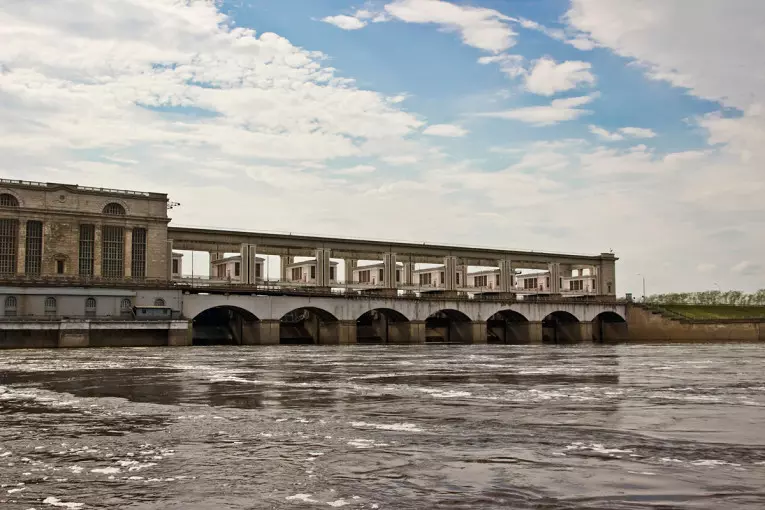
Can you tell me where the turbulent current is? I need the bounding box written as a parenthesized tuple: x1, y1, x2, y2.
(1, 345, 765, 509)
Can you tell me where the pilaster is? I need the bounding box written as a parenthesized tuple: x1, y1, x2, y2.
(344, 258, 357, 284)
(443, 256, 458, 291)
(527, 322, 543, 344)
(315, 248, 332, 287)
(408, 321, 427, 344)
(124, 228, 133, 278)
(498, 259, 513, 292)
(382, 252, 397, 289)
(257, 320, 281, 345)
(16, 218, 26, 275)
(93, 225, 103, 277)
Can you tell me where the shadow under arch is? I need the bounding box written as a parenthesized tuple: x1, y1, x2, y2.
(279, 306, 339, 345)
(192, 305, 260, 346)
(356, 308, 410, 344)
(425, 309, 472, 344)
(592, 311, 628, 343)
(542, 310, 581, 344)
(487, 309, 530, 344)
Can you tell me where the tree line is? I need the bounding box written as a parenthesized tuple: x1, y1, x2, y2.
(644, 289, 765, 306)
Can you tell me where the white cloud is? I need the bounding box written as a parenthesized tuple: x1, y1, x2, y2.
(381, 155, 420, 165)
(619, 127, 656, 139)
(589, 125, 657, 141)
(423, 124, 468, 137)
(589, 125, 624, 141)
(322, 15, 367, 30)
(524, 57, 595, 96)
(479, 95, 595, 126)
(333, 165, 377, 175)
(565, 0, 765, 110)
(731, 261, 762, 276)
(477, 53, 525, 78)
(696, 263, 716, 273)
(384, 0, 517, 53)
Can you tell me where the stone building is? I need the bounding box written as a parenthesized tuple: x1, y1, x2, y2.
(0, 179, 170, 280)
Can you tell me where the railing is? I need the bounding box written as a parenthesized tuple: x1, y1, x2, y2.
(0, 274, 623, 305)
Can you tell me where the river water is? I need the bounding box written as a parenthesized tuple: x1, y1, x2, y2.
(1, 345, 764, 509)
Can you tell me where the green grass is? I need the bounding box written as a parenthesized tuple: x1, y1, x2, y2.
(658, 305, 765, 320)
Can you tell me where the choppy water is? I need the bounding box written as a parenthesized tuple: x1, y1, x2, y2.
(1, 345, 765, 509)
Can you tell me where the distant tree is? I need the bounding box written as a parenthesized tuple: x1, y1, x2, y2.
(645, 289, 765, 306)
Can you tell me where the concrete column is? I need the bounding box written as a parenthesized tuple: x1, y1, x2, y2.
(318, 320, 357, 345)
(280, 255, 294, 282)
(386, 322, 411, 344)
(382, 253, 397, 289)
(403, 261, 414, 285)
(93, 225, 103, 277)
(315, 248, 331, 287)
(451, 321, 487, 344)
(498, 259, 513, 292)
(124, 228, 133, 278)
(408, 321, 427, 344)
(443, 256, 458, 291)
(598, 255, 616, 296)
(257, 320, 281, 345)
(16, 219, 26, 275)
(210, 252, 222, 279)
(344, 258, 357, 284)
(580, 322, 594, 343)
(528, 322, 543, 344)
(168, 322, 192, 346)
(239, 244, 257, 284)
(548, 262, 561, 293)
(166, 240, 174, 281)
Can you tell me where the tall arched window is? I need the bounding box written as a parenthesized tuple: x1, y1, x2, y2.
(0, 194, 19, 207)
(154, 298, 166, 307)
(4, 295, 17, 317)
(44, 297, 57, 316)
(120, 298, 132, 315)
(85, 297, 97, 317)
(103, 203, 126, 215)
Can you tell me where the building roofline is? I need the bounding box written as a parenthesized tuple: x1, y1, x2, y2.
(0, 178, 168, 200)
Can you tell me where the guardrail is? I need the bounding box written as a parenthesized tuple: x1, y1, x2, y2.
(0, 275, 623, 305)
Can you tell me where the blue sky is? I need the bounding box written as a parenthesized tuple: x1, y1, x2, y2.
(0, 0, 763, 294)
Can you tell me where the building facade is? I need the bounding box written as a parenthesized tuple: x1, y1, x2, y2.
(353, 262, 403, 286)
(210, 254, 265, 282)
(0, 179, 170, 280)
(285, 258, 339, 285)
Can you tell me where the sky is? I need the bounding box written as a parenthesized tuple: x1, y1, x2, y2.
(1, 0, 763, 295)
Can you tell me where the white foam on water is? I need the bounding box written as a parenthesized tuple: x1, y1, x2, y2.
(68, 466, 83, 474)
(285, 493, 318, 503)
(7, 487, 25, 494)
(564, 442, 634, 456)
(117, 460, 156, 472)
(418, 388, 471, 398)
(92, 467, 120, 475)
(691, 459, 741, 467)
(347, 438, 387, 449)
(327, 499, 349, 507)
(350, 421, 423, 432)
(43, 496, 84, 508)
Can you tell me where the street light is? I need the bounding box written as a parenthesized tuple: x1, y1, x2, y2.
(637, 273, 646, 301)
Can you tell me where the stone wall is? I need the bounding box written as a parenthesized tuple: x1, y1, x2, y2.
(627, 305, 764, 342)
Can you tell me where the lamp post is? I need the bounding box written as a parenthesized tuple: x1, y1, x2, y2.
(637, 273, 646, 301)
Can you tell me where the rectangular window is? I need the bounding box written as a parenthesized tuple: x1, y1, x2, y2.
(396, 270, 401, 283)
(56, 260, 64, 274)
(358, 270, 370, 283)
(0, 219, 18, 275)
(79, 224, 95, 276)
(310, 265, 316, 280)
(378, 269, 384, 282)
(234, 262, 241, 277)
(496, 274, 500, 286)
(570, 280, 583, 291)
(172, 259, 179, 274)
(455, 272, 460, 285)
(330, 266, 336, 281)
(24, 220, 42, 275)
(420, 273, 432, 285)
(102, 226, 124, 278)
(440, 271, 445, 285)
(523, 277, 538, 290)
(131, 228, 146, 279)
(255, 263, 261, 278)
(292, 267, 302, 281)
